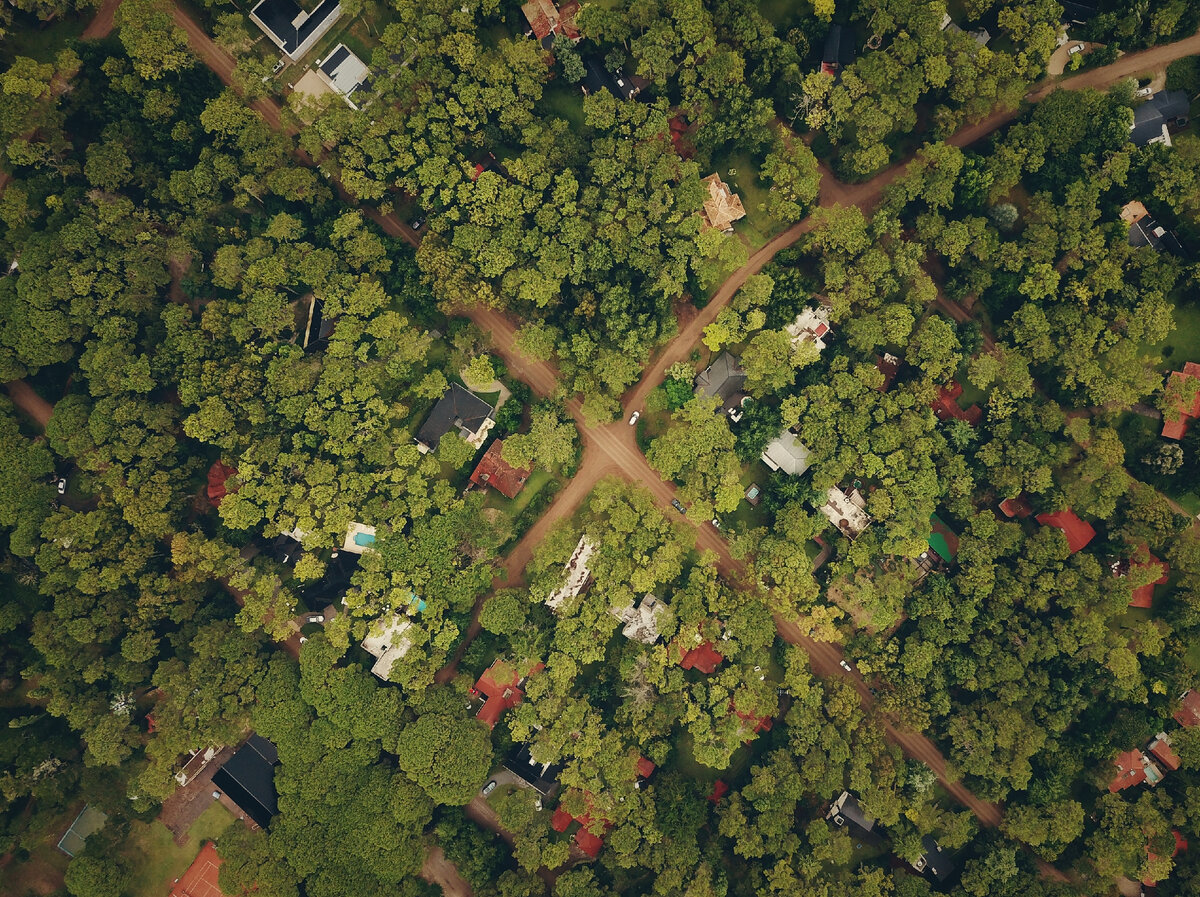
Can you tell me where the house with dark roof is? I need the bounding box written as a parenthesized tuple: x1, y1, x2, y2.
(583, 56, 639, 100)
(415, 383, 495, 453)
(820, 24, 855, 76)
(1161, 363, 1200, 440)
(503, 743, 562, 795)
(1036, 508, 1096, 554)
(694, 351, 747, 413)
(212, 734, 279, 829)
(1128, 214, 1186, 257)
(826, 791, 876, 835)
(1130, 91, 1191, 147)
(470, 440, 531, 499)
(912, 835, 957, 883)
(249, 0, 342, 61)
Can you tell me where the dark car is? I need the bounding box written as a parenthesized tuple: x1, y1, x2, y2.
(671, 499, 685, 513)
(410, 215, 426, 231)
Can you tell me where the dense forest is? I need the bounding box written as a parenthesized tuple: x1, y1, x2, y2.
(2, 1, 1200, 897)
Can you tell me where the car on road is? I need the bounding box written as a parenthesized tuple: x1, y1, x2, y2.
(1068, 43, 1084, 55)
(56, 478, 66, 495)
(671, 499, 685, 513)
(482, 780, 497, 796)
(628, 410, 640, 425)
(307, 615, 324, 624)
(839, 659, 853, 672)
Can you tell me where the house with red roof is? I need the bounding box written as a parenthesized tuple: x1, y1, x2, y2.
(549, 792, 611, 859)
(1144, 830, 1188, 886)
(1148, 733, 1181, 771)
(636, 756, 656, 781)
(731, 700, 774, 741)
(471, 659, 543, 729)
(469, 440, 531, 499)
(931, 382, 983, 426)
(998, 494, 1033, 518)
(206, 462, 238, 507)
(1108, 748, 1163, 792)
(1036, 508, 1096, 554)
(1114, 549, 1170, 609)
(1161, 362, 1200, 440)
(520, 0, 580, 47)
(1174, 689, 1200, 728)
(678, 640, 724, 674)
(707, 780, 730, 804)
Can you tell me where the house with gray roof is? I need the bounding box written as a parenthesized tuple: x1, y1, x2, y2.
(1130, 90, 1190, 147)
(415, 383, 495, 453)
(694, 352, 747, 414)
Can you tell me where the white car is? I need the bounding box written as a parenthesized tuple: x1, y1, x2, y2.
(482, 780, 497, 796)
(1068, 43, 1084, 55)
(628, 410, 640, 425)
(299, 636, 308, 644)
(307, 615, 324, 624)
(56, 478, 67, 495)
(1136, 86, 1154, 98)
(839, 659, 853, 672)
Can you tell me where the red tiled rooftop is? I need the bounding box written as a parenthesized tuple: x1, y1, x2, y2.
(1036, 508, 1096, 554)
(170, 842, 225, 897)
(999, 495, 1033, 518)
(206, 462, 238, 507)
(636, 756, 656, 779)
(469, 440, 532, 500)
(1126, 552, 1169, 609)
(1161, 363, 1200, 440)
(1149, 736, 1181, 771)
(931, 382, 983, 427)
(473, 660, 541, 729)
(1174, 689, 1200, 728)
(1144, 830, 1188, 886)
(732, 701, 774, 738)
(1109, 749, 1149, 793)
(574, 827, 604, 858)
(551, 806, 573, 833)
(679, 640, 724, 674)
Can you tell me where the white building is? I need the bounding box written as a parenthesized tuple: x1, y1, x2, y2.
(820, 486, 871, 539)
(546, 534, 596, 610)
(361, 613, 413, 680)
(610, 594, 670, 644)
(786, 306, 831, 353)
(760, 431, 812, 476)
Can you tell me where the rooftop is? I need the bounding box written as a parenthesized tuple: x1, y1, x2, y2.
(415, 383, 495, 453)
(503, 743, 562, 795)
(1148, 733, 1181, 771)
(212, 734, 279, 829)
(678, 636, 724, 674)
(820, 486, 871, 539)
(546, 534, 596, 610)
(1175, 689, 1200, 728)
(1108, 748, 1161, 793)
(249, 0, 342, 61)
(694, 351, 747, 409)
(932, 381, 983, 426)
(316, 44, 370, 106)
(470, 440, 531, 499)
(360, 614, 413, 680)
(520, 0, 580, 45)
(472, 659, 542, 729)
(760, 430, 812, 476)
(1036, 508, 1096, 554)
(998, 494, 1033, 518)
(699, 174, 746, 233)
(206, 462, 238, 507)
(1130, 90, 1191, 147)
(610, 594, 670, 644)
(785, 306, 831, 353)
(826, 791, 875, 833)
(1161, 363, 1200, 440)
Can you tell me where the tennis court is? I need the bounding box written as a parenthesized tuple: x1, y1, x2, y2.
(57, 805, 107, 857)
(169, 841, 225, 897)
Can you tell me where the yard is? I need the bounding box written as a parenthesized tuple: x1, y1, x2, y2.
(1152, 298, 1200, 370)
(707, 150, 790, 252)
(1113, 411, 1200, 516)
(539, 81, 588, 132)
(119, 802, 235, 897)
(482, 466, 557, 516)
(1, 13, 88, 65)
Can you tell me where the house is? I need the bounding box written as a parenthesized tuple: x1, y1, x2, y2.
(1174, 689, 1200, 728)
(342, 521, 377, 554)
(820, 24, 855, 75)
(212, 734, 279, 829)
(520, 0, 580, 48)
(761, 431, 812, 476)
(1161, 362, 1200, 440)
(249, 0, 342, 61)
(826, 791, 875, 834)
(678, 635, 724, 674)
(932, 382, 983, 426)
(941, 16, 990, 47)
(731, 699, 774, 740)
(876, 353, 901, 391)
(303, 44, 370, 109)
(998, 494, 1033, 519)
(927, 514, 959, 564)
(1108, 748, 1163, 793)
(416, 383, 495, 453)
(470, 440, 531, 499)
(912, 835, 956, 883)
(583, 56, 639, 100)
(546, 534, 596, 610)
(636, 756, 656, 784)
(1036, 508, 1096, 554)
(1113, 549, 1169, 609)
(708, 780, 730, 803)
(471, 659, 543, 729)
(1130, 90, 1191, 147)
(1144, 830, 1188, 887)
(1123, 201, 1186, 256)
(1060, 1, 1098, 25)
(694, 351, 747, 413)
(299, 294, 335, 350)
(1148, 733, 1181, 772)
(175, 747, 221, 786)
(360, 613, 413, 680)
(786, 306, 832, 353)
(698, 174, 746, 233)
(550, 793, 611, 859)
(206, 462, 238, 507)
(504, 743, 562, 795)
(820, 486, 871, 540)
(610, 594, 670, 644)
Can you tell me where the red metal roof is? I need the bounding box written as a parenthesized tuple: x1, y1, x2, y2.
(679, 641, 724, 674)
(1161, 363, 1200, 440)
(169, 842, 225, 897)
(1109, 749, 1149, 792)
(1144, 830, 1188, 886)
(469, 440, 531, 500)
(1036, 508, 1096, 554)
(206, 462, 238, 507)
(550, 806, 573, 832)
(931, 382, 983, 427)
(1149, 736, 1181, 771)
(636, 756, 656, 779)
(574, 827, 604, 858)
(1174, 689, 1200, 728)
(474, 660, 536, 729)
(1127, 552, 1169, 609)
(999, 495, 1033, 518)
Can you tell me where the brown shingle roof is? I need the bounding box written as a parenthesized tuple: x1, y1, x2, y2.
(699, 174, 746, 232)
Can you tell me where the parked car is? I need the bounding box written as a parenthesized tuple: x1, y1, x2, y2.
(56, 478, 66, 495)
(671, 498, 685, 513)
(482, 780, 497, 796)
(299, 636, 308, 644)
(410, 215, 426, 231)
(710, 518, 721, 529)
(307, 615, 324, 624)
(1068, 43, 1084, 55)
(839, 659, 853, 672)
(1136, 85, 1154, 98)
(628, 410, 640, 425)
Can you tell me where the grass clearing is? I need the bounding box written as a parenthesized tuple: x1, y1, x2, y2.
(1153, 299, 1200, 370)
(1, 13, 88, 65)
(120, 803, 235, 897)
(540, 81, 587, 131)
(482, 466, 557, 515)
(708, 151, 788, 251)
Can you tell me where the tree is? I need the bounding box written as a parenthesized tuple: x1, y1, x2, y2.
(463, 355, 497, 389)
(647, 397, 743, 519)
(394, 709, 493, 805)
(501, 409, 577, 470)
(480, 591, 527, 635)
(115, 0, 194, 80)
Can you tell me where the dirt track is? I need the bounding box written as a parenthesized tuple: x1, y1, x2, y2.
(82, 0, 122, 39)
(4, 380, 54, 427)
(421, 846, 473, 897)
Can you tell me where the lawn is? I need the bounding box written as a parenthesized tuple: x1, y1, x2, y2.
(1, 13, 88, 65)
(540, 81, 588, 131)
(718, 461, 773, 535)
(756, 0, 804, 30)
(707, 151, 788, 251)
(120, 803, 235, 897)
(482, 466, 557, 516)
(1152, 299, 1200, 370)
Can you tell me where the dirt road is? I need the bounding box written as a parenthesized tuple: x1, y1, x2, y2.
(4, 380, 54, 428)
(421, 846, 473, 897)
(82, 0, 122, 39)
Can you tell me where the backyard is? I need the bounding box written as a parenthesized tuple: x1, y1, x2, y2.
(119, 802, 235, 897)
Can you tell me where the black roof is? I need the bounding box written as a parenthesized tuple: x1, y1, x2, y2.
(583, 56, 638, 101)
(918, 835, 956, 882)
(320, 44, 351, 76)
(415, 384, 494, 451)
(212, 734, 279, 829)
(1129, 216, 1185, 256)
(1060, 1, 1097, 23)
(1131, 90, 1191, 146)
(823, 24, 855, 66)
(503, 743, 562, 795)
(250, 0, 340, 56)
(826, 791, 875, 833)
(298, 551, 359, 605)
(694, 352, 747, 406)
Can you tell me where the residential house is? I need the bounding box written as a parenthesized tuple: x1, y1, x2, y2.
(998, 494, 1033, 519)
(504, 743, 563, 795)
(912, 835, 957, 883)
(175, 747, 221, 786)
(1112, 549, 1169, 609)
(610, 594, 670, 644)
(520, 0, 580, 48)
(635, 755, 656, 788)
(932, 382, 983, 426)
(693, 351, 748, 414)
(206, 461, 238, 507)
(785, 305, 832, 353)
(1060, 1, 1098, 25)
(1123, 200, 1186, 256)
(1144, 830, 1188, 887)
(306, 44, 370, 109)
(360, 613, 413, 680)
(927, 514, 959, 564)
(583, 56, 639, 100)
(1161, 362, 1200, 440)
(820, 24, 855, 75)
(299, 294, 335, 350)
(1175, 689, 1200, 728)
(698, 174, 746, 233)
(546, 534, 596, 610)
(826, 791, 876, 834)
(760, 430, 812, 476)
(820, 486, 871, 539)
(1108, 748, 1163, 793)
(212, 734, 279, 829)
(1130, 90, 1191, 147)
(1149, 733, 1181, 772)
(415, 383, 496, 453)
(342, 521, 377, 554)
(249, 0, 342, 62)
(551, 795, 610, 859)
(472, 659, 542, 729)
(1036, 508, 1096, 554)
(876, 353, 901, 390)
(469, 440, 531, 499)
(677, 630, 724, 674)
(940, 15, 990, 46)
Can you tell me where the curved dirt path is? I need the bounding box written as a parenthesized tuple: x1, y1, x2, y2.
(82, 0, 122, 39)
(4, 380, 54, 428)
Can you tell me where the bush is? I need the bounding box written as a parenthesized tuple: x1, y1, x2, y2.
(1166, 56, 1200, 95)
(663, 377, 693, 410)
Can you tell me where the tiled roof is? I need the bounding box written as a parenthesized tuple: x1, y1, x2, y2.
(699, 174, 746, 232)
(470, 440, 531, 499)
(1161, 363, 1200, 440)
(1174, 689, 1200, 728)
(679, 640, 723, 674)
(1036, 508, 1096, 554)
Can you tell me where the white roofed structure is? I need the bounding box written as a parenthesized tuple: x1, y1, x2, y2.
(760, 431, 812, 476)
(546, 535, 596, 610)
(820, 486, 871, 539)
(786, 306, 831, 353)
(610, 594, 670, 644)
(361, 614, 413, 680)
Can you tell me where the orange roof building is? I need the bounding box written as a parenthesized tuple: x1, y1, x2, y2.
(636, 756, 656, 779)
(1144, 830, 1189, 886)
(1148, 733, 1181, 771)
(206, 462, 238, 507)
(679, 640, 724, 674)
(169, 842, 225, 897)
(469, 440, 532, 499)
(520, 0, 580, 43)
(699, 174, 746, 233)
(1174, 689, 1200, 728)
(471, 660, 542, 729)
(1124, 551, 1169, 609)
(1036, 508, 1096, 554)
(1161, 362, 1200, 440)
(998, 494, 1033, 518)
(708, 780, 729, 803)
(931, 381, 983, 426)
(1108, 748, 1163, 793)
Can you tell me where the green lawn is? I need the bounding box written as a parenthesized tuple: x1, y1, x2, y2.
(482, 466, 557, 515)
(540, 81, 588, 131)
(1153, 300, 1200, 370)
(756, 0, 803, 29)
(708, 151, 788, 251)
(1, 13, 88, 65)
(121, 803, 235, 897)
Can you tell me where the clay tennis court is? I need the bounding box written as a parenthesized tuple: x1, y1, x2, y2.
(169, 842, 225, 897)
